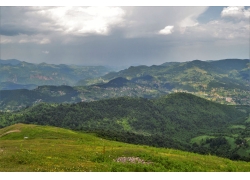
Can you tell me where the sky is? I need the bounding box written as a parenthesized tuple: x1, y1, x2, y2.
(0, 1, 250, 67)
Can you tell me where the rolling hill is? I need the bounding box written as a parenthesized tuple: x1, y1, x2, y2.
(1, 93, 249, 161)
(1, 123, 250, 172)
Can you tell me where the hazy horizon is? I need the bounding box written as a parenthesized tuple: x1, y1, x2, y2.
(1, 57, 249, 68)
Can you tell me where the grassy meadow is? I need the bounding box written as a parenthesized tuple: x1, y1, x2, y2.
(1, 123, 250, 172)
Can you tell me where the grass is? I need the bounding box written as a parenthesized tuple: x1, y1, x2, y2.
(1, 123, 250, 172)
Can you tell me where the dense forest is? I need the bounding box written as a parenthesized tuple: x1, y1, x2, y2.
(1, 92, 249, 161)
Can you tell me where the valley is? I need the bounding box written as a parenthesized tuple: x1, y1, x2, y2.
(0, 58, 250, 171)
(0, 59, 249, 112)
(2, 5, 250, 173)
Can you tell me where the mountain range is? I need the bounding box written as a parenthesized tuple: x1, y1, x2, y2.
(1, 58, 250, 167)
(0, 59, 113, 89)
(0, 58, 249, 111)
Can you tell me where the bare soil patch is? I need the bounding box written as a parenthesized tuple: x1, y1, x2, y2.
(115, 156, 151, 164)
(0, 129, 21, 137)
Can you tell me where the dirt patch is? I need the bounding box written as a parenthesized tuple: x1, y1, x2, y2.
(115, 157, 152, 164)
(0, 129, 21, 137)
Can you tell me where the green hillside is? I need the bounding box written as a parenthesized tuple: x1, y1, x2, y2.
(1, 93, 249, 161)
(1, 123, 250, 172)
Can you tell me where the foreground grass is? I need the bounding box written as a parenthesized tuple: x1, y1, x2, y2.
(1, 124, 250, 172)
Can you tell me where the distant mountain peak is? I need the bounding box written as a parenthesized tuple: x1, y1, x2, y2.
(99, 77, 130, 88)
(0, 59, 21, 65)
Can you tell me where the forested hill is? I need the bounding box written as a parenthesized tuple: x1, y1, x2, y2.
(78, 58, 250, 105)
(1, 93, 248, 159)
(209, 59, 250, 71)
(0, 59, 21, 65)
(80, 59, 250, 85)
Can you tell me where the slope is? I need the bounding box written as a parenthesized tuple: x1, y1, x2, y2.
(1, 123, 250, 172)
(1, 93, 247, 158)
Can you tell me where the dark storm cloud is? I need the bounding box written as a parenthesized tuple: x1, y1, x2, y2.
(0, 6, 249, 66)
(0, 25, 38, 36)
(24, 34, 175, 66)
(72, 35, 173, 66)
(0, 6, 58, 36)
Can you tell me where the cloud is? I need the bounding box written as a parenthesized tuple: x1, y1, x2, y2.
(0, 6, 125, 38)
(179, 15, 199, 28)
(16, 35, 50, 44)
(177, 9, 207, 34)
(0, 6, 249, 66)
(34, 6, 125, 35)
(178, 15, 199, 34)
(42, 51, 49, 54)
(221, 6, 250, 19)
(19, 37, 51, 44)
(0, 7, 50, 36)
(119, 7, 208, 38)
(179, 6, 250, 40)
(39, 38, 51, 44)
(0, 6, 207, 38)
(1, 34, 51, 44)
(159, 26, 174, 35)
(183, 19, 249, 40)
(0, 36, 13, 44)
